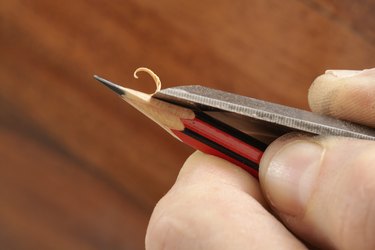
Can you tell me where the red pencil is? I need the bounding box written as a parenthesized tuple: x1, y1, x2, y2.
(94, 68, 266, 178)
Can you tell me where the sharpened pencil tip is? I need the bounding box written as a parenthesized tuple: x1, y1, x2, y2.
(94, 75, 125, 95)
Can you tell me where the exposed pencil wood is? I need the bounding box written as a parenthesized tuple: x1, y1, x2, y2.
(94, 72, 195, 133)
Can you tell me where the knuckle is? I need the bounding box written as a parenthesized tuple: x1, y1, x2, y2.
(146, 191, 197, 250)
(146, 212, 182, 250)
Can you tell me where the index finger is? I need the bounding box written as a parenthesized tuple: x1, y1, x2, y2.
(308, 68, 375, 127)
(146, 151, 306, 249)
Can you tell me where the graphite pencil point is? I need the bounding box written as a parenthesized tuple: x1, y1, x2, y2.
(94, 70, 194, 139)
(94, 75, 125, 95)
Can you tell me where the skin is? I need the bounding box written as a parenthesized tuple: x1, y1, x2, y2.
(146, 68, 375, 249)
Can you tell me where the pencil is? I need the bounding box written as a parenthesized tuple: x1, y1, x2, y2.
(94, 69, 266, 178)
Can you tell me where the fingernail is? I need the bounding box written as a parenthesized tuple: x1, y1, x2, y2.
(325, 70, 362, 78)
(325, 68, 375, 78)
(262, 140, 324, 216)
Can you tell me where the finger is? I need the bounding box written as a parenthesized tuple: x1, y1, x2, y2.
(308, 68, 375, 127)
(259, 134, 375, 249)
(146, 151, 306, 250)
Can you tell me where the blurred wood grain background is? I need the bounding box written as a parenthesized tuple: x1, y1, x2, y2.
(0, 0, 374, 249)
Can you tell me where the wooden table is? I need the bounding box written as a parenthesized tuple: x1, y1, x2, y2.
(1, 1, 374, 249)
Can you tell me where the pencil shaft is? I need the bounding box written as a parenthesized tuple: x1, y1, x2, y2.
(173, 111, 267, 177)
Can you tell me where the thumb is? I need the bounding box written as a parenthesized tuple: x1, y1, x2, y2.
(259, 134, 375, 250)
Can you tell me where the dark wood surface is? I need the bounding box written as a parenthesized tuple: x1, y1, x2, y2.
(1, 1, 374, 249)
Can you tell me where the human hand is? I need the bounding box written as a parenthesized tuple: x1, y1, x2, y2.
(146, 68, 375, 249)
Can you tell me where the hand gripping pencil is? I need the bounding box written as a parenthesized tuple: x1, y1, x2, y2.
(94, 68, 375, 178)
